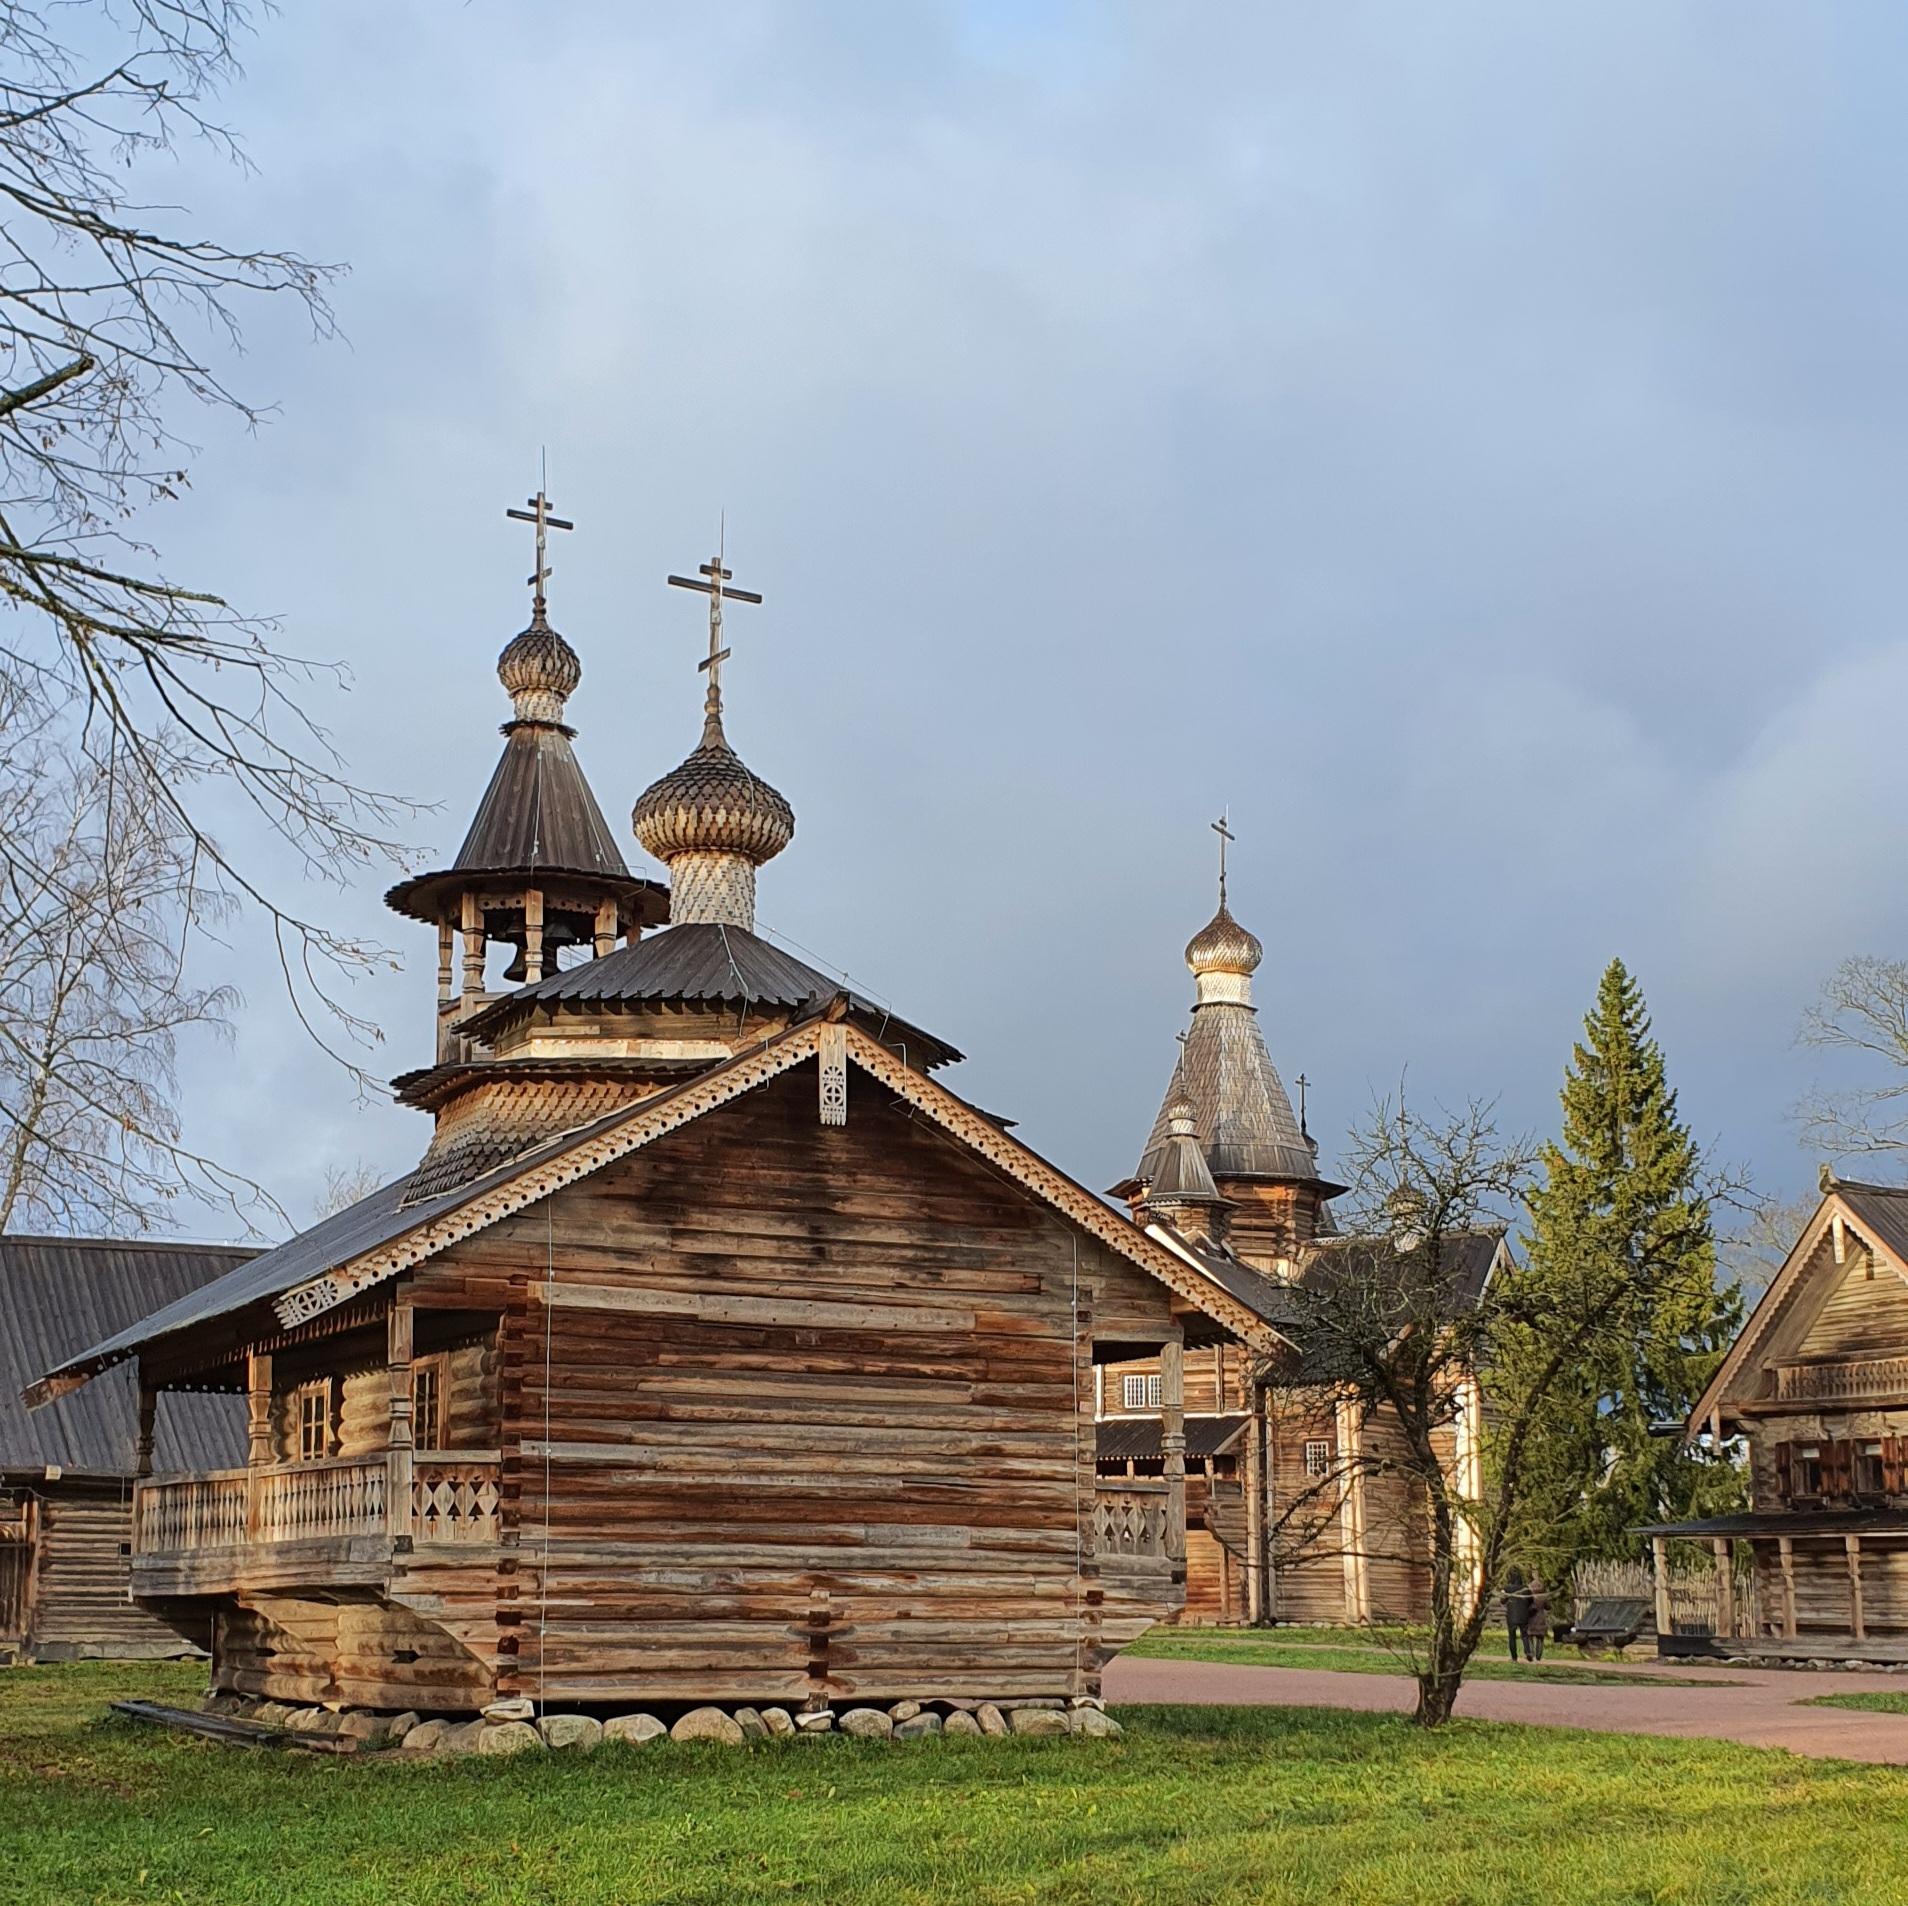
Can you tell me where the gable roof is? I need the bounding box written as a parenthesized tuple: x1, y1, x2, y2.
(30, 1009, 1293, 1405)
(458, 921, 961, 1069)
(1, 1237, 249, 1476)
(1688, 1175, 1908, 1435)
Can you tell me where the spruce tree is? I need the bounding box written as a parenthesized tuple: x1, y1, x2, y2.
(1517, 959, 1744, 1567)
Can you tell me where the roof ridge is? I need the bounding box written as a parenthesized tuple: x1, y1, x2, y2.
(0, 1234, 258, 1254)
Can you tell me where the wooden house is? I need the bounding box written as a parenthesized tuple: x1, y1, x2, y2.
(28, 547, 1299, 1717)
(1648, 1173, 1908, 1661)
(1101, 885, 1504, 1626)
(1, 1237, 245, 1660)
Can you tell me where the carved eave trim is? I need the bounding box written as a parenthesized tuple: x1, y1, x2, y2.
(1689, 1190, 1908, 1436)
(271, 1013, 1290, 1354)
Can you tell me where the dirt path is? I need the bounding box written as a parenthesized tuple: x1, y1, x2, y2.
(1104, 1654, 1908, 1764)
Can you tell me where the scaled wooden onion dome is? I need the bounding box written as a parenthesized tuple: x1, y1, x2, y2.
(1185, 899, 1263, 979)
(496, 611, 583, 726)
(632, 706, 795, 869)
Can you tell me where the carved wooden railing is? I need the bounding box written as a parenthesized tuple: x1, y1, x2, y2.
(412, 1455, 502, 1543)
(134, 1467, 250, 1555)
(252, 1456, 387, 1543)
(1093, 1481, 1173, 1560)
(134, 1453, 506, 1558)
(1775, 1356, 1908, 1403)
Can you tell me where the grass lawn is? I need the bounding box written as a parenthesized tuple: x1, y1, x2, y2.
(6, 1663, 1908, 1904)
(1125, 1625, 1731, 1689)
(1804, 1691, 1908, 1716)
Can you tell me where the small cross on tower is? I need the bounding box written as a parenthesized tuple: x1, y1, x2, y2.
(1211, 809, 1235, 906)
(1295, 1072, 1310, 1141)
(506, 487, 574, 617)
(668, 524, 764, 726)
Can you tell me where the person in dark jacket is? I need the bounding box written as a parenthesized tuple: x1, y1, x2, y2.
(1503, 1571, 1531, 1661)
(1523, 1576, 1552, 1662)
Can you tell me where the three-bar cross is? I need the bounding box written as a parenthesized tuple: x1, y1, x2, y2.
(668, 531, 763, 711)
(1211, 810, 1235, 905)
(506, 489, 574, 616)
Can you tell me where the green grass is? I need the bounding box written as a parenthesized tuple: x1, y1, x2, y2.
(1125, 1625, 1735, 1688)
(1803, 1691, 1908, 1716)
(5, 1662, 1908, 1903)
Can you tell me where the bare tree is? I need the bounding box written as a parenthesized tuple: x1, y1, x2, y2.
(0, 683, 277, 1232)
(313, 1159, 382, 1222)
(1797, 956, 1908, 1173)
(0, 2, 415, 1075)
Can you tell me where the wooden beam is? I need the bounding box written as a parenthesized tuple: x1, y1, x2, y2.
(1848, 1532, 1866, 1642)
(1160, 1333, 1186, 1573)
(244, 1351, 272, 1542)
(134, 1378, 157, 1480)
(1778, 1535, 1798, 1639)
(1713, 1536, 1735, 1638)
(460, 891, 485, 998)
(387, 1303, 414, 1541)
(1338, 1397, 1369, 1624)
(1243, 1382, 1265, 1624)
(1652, 1535, 1672, 1641)
(594, 899, 617, 962)
(523, 888, 544, 985)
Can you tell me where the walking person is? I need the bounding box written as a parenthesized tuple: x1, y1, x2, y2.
(1503, 1570, 1531, 1662)
(1523, 1575, 1552, 1664)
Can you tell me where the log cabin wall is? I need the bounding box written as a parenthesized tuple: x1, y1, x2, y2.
(405, 1063, 1177, 1709)
(265, 1335, 498, 1460)
(1, 1478, 206, 1660)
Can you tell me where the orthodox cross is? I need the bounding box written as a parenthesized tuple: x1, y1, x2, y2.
(1295, 1072, 1310, 1140)
(506, 488, 573, 617)
(668, 527, 763, 719)
(1211, 810, 1235, 906)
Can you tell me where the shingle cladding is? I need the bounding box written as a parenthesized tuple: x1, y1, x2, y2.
(454, 722, 629, 879)
(1137, 1001, 1319, 1186)
(1, 1238, 249, 1475)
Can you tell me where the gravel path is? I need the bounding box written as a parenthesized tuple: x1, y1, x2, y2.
(1104, 1653, 1908, 1764)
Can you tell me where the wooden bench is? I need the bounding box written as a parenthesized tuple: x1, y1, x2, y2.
(1562, 1595, 1652, 1651)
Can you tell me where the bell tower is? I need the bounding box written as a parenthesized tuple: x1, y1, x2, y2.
(384, 489, 669, 1060)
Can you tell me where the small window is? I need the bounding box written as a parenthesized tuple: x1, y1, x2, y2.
(1796, 1445, 1824, 1497)
(1858, 1442, 1886, 1496)
(296, 1384, 331, 1463)
(1303, 1439, 1333, 1479)
(412, 1357, 446, 1453)
(1120, 1373, 1164, 1410)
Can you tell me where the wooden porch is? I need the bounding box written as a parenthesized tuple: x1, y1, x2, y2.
(130, 1454, 500, 1597)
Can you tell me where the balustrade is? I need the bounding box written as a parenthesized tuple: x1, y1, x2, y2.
(133, 1453, 502, 1557)
(1093, 1481, 1173, 1560)
(1774, 1356, 1908, 1403)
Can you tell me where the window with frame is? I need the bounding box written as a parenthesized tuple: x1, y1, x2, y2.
(295, 1383, 332, 1463)
(1303, 1439, 1333, 1479)
(1857, 1441, 1886, 1496)
(411, 1356, 446, 1453)
(1795, 1444, 1824, 1497)
(1121, 1373, 1164, 1411)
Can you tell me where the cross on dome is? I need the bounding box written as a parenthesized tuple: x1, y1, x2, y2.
(667, 522, 764, 745)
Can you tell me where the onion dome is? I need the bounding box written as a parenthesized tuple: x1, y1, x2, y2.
(1185, 899, 1263, 980)
(633, 699, 793, 931)
(497, 611, 582, 727)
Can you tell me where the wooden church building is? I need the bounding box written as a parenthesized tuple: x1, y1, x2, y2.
(28, 509, 1303, 1717)
(1646, 1172, 1908, 1659)
(1097, 859, 1505, 1626)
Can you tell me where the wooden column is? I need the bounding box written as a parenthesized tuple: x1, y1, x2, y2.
(244, 1351, 273, 1541)
(1652, 1535, 1673, 1640)
(1778, 1535, 1798, 1639)
(1337, 1396, 1369, 1624)
(1847, 1533, 1866, 1641)
(436, 921, 455, 1004)
(460, 891, 485, 999)
(1243, 1381, 1265, 1625)
(387, 1303, 415, 1541)
(1259, 1399, 1278, 1625)
(594, 899, 617, 961)
(1160, 1333, 1186, 1575)
(523, 888, 544, 984)
(1712, 1537, 1736, 1639)
(133, 1378, 158, 1479)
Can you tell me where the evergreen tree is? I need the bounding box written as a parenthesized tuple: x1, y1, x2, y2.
(1515, 959, 1744, 1569)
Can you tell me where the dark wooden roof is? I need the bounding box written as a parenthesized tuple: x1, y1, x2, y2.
(1836, 1182, 1908, 1269)
(1, 1237, 249, 1477)
(1639, 1507, 1908, 1539)
(460, 922, 962, 1068)
(1096, 1413, 1248, 1464)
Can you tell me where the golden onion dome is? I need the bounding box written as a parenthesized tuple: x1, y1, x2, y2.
(1185, 897, 1263, 978)
(497, 611, 582, 724)
(632, 709, 794, 869)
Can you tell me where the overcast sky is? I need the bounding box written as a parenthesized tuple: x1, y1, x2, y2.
(132, 1, 1908, 1236)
